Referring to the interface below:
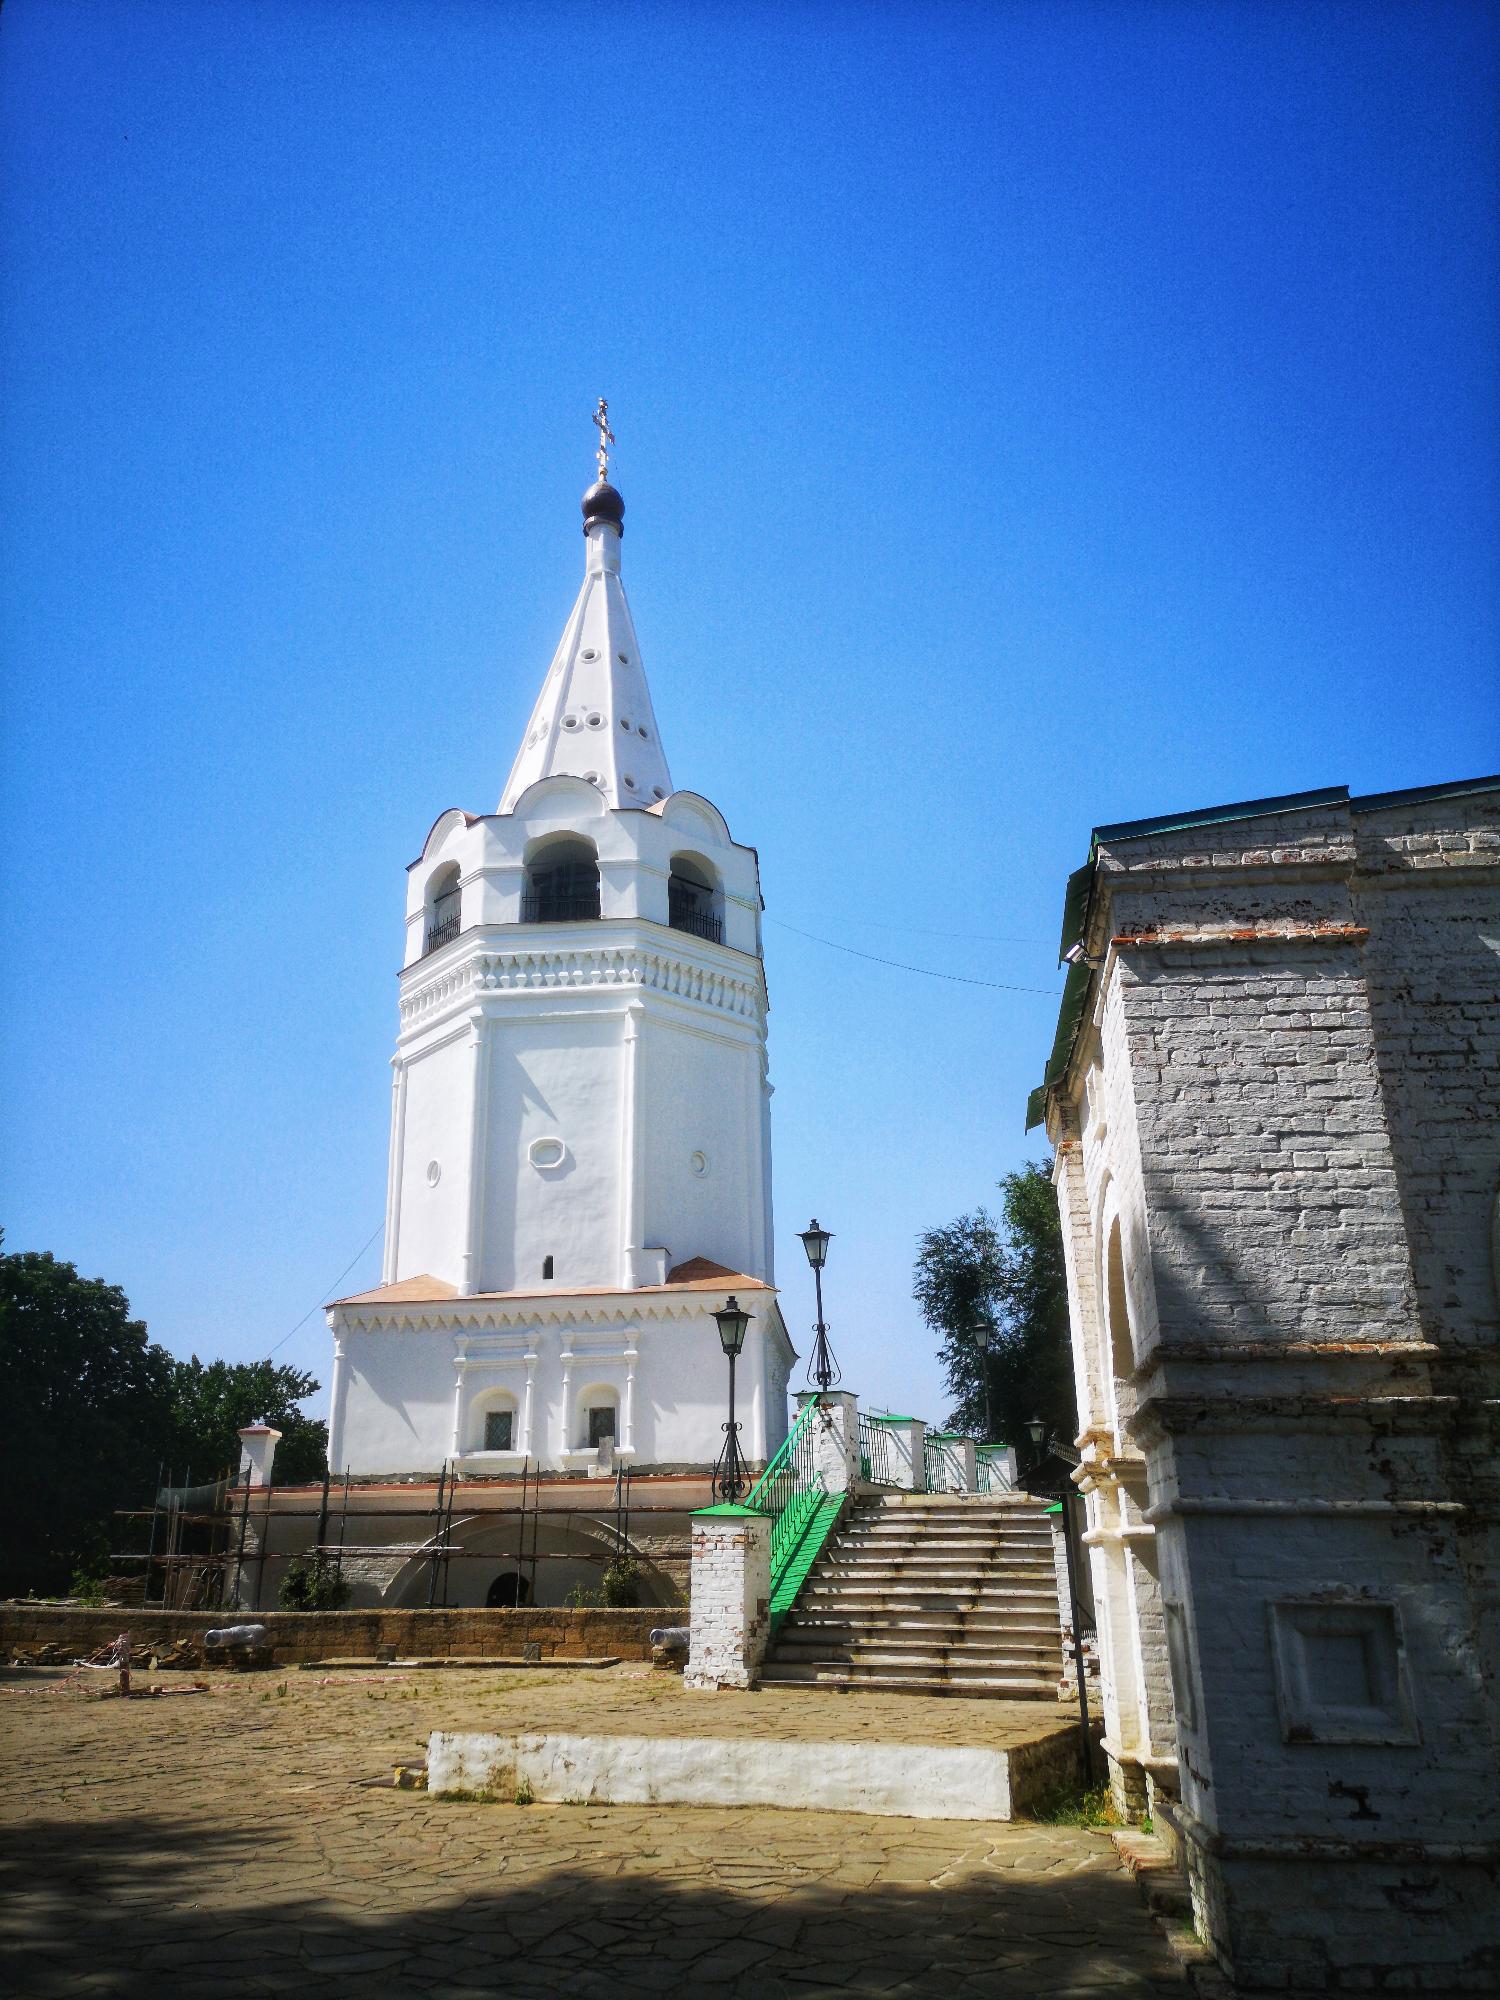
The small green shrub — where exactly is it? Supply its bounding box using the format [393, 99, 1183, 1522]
[277, 1553, 351, 1611]
[564, 1581, 603, 1608]
[68, 1568, 107, 1607]
[600, 1558, 642, 1607]
[514, 1775, 534, 1806]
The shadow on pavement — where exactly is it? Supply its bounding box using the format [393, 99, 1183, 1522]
[0, 1806, 1188, 2000]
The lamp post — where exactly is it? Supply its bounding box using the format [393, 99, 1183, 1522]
[967, 1318, 995, 1441]
[798, 1218, 840, 1394]
[711, 1295, 752, 1503]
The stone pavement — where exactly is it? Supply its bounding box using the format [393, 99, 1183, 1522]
[0, 1665, 1189, 1999]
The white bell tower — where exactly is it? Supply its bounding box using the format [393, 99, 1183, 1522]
[325, 419, 791, 1481]
[384, 466, 773, 1299]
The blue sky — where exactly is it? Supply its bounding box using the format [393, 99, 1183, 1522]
[3, 0, 1497, 1434]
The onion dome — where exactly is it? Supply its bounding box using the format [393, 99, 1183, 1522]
[581, 479, 625, 532]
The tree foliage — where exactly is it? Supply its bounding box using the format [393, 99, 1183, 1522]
[277, 1552, 350, 1611]
[166, 1356, 327, 1487]
[0, 1243, 326, 1597]
[913, 1163, 1075, 1461]
[0, 1248, 176, 1597]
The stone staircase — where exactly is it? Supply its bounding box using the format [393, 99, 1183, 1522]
[759, 1491, 1063, 1698]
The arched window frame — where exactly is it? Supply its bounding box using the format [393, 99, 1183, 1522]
[470, 1387, 522, 1457]
[1095, 1180, 1139, 1445]
[574, 1381, 620, 1454]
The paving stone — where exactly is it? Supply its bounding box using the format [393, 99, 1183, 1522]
[0, 1667, 1188, 1997]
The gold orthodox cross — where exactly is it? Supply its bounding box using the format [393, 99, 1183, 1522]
[592, 398, 615, 481]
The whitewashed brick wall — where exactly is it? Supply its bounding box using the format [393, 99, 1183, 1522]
[1043, 783, 1500, 1991]
[683, 1508, 771, 1690]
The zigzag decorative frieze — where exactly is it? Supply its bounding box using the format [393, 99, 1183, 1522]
[330, 1292, 771, 1337]
[399, 942, 762, 1028]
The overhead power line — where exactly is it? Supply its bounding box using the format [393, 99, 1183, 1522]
[765, 916, 1060, 995]
[265, 1219, 385, 1360]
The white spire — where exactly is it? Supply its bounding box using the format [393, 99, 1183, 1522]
[499, 473, 673, 815]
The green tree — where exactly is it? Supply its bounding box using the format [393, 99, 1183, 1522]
[0, 1247, 176, 1596]
[913, 1163, 1075, 1462]
[166, 1356, 327, 1486]
[0, 1242, 330, 1597]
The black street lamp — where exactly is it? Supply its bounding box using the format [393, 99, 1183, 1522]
[798, 1218, 841, 1394]
[967, 1318, 995, 1441]
[711, 1295, 752, 1503]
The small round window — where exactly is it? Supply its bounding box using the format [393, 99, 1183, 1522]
[690, 1151, 709, 1178]
[426, 1160, 442, 1187]
[586, 713, 604, 728]
[617, 651, 629, 663]
[581, 648, 598, 662]
[624, 774, 636, 789]
[528, 1137, 566, 1171]
[562, 714, 581, 731]
[637, 725, 649, 739]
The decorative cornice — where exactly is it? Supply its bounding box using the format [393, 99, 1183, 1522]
[399, 937, 764, 1031]
[329, 1290, 784, 1339]
[1112, 921, 1369, 950]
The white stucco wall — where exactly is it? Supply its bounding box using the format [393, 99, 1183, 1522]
[329, 1294, 792, 1479]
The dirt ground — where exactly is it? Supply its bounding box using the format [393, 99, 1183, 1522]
[0, 1663, 1188, 1999]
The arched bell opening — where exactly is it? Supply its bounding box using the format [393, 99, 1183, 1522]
[423, 863, 462, 955]
[667, 852, 723, 944]
[522, 835, 601, 923]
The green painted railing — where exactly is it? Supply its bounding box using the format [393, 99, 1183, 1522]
[745, 1400, 840, 1626]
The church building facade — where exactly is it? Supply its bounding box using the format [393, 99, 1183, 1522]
[323, 445, 794, 1489]
[1030, 775, 1500, 1992]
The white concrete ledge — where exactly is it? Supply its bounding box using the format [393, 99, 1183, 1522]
[428, 1728, 1053, 1820]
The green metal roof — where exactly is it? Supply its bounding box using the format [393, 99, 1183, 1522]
[1091, 783, 1348, 848]
[1025, 958, 1092, 1130]
[1349, 773, 1500, 814]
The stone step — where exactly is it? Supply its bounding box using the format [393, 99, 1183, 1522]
[801, 1581, 1060, 1605]
[820, 1554, 1055, 1576]
[782, 1611, 1062, 1639]
[771, 1639, 1061, 1670]
[811, 1559, 1056, 1578]
[757, 1662, 1059, 1699]
[831, 1534, 1053, 1556]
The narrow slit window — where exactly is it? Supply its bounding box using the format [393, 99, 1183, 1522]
[542, 1254, 554, 1281]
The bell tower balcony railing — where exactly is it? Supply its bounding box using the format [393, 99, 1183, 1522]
[668, 906, 723, 945]
[422, 914, 461, 956]
[521, 891, 601, 923]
